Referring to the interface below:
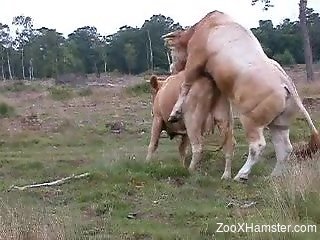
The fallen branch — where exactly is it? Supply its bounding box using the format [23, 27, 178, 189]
[8, 172, 90, 191]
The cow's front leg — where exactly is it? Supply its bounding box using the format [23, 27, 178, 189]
[185, 121, 203, 172]
[146, 117, 163, 161]
[168, 50, 206, 123]
[179, 135, 190, 168]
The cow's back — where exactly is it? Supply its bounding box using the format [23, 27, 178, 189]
[156, 75, 184, 122]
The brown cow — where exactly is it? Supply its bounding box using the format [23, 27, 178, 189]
[162, 11, 320, 182]
[146, 71, 235, 179]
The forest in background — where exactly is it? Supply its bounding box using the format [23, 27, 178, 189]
[0, 8, 319, 80]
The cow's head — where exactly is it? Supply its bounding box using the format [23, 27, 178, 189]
[147, 75, 167, 116]
[162, 28, 194, 73]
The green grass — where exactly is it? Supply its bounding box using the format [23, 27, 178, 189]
[126, 81, 150, 96]
[0, 81, 319, 239]
[48, 85, 74, 100]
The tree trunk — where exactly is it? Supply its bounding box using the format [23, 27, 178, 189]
[299, 0, 314, 82]
[21, 48, 25, 80]
[54, 58, 58, 78]
[145, 42, 150, 70]
[104, 60, 107, 73]
[1, 56, 5, 81]
[166, 51, 172, 72]
[6, 49, 13, 80]
[147, 30, 154, 71]
[29, 58, 34, 80]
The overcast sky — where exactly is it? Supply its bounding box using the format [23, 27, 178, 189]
[1, 0, 320, 36]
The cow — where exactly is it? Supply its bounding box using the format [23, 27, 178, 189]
[146, 71, 235, 179]
[162, 10, 320, 182]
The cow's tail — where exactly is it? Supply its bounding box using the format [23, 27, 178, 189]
[284, 75, 320, 155]
[290, 84, 320, 155]
[271, 59, 320, 156]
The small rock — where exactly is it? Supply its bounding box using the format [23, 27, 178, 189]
[106, 121, 125, 134]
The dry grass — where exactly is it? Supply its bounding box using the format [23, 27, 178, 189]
[0, 199, 70, 240]
[296, 81, 320, 97]
[241, 154, 320, 240]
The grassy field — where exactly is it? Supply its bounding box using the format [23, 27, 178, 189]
[0, 69, 320, 239]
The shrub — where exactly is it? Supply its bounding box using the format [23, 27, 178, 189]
[126, 82, 150, 95]
[49, 86, 73, 100]
[274, 49, 296, 65]
[0, 81, 33, 93]
[0, 102, 15, 118]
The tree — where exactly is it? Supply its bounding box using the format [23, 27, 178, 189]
[141, 15, 183, 71]
[0, 12, 319, 79]
[27, 27, 65, 78]
[252, 0, 315, 81]
[299, 0, 314, 81]
[68, 26, 101, 74]
[96, 36, 109, 73]
[124, 43, 137, 74]
[251, 0, 274, 10]
[307, 9, 320, 62]
[12, 15, 34, 79]
[0, 47, 5, 80]
[0, 23, 13, 80]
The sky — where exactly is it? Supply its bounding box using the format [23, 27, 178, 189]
[1, 0, 320, 36]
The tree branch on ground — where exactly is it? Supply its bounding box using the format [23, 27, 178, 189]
[7, 172, 90, 191]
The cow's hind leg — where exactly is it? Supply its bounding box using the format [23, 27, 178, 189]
[234, 122, 266, 182]
[179, 135, 190, 168]
[185, 123, 203, 172]
[269, 126, 293, 177]
[146, 117, 163, 161]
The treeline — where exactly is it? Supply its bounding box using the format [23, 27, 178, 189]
[0, 9, 319, 80]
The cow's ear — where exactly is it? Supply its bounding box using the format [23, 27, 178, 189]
[149, 75, 158, 90]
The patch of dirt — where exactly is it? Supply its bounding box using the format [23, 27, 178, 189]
[284, 64, 320, 83]
[105, 121, 126, 134]
[302, 97, 320, 112]
[88, 73, 145, 88]
[166, 177, 185, 187]
[6, 91, 47, 103]
[20, 114, 42, 130]
[57, 158, 91, 167]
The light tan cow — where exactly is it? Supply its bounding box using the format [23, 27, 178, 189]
[146, 71, 235, 179]
[162, 10, 320, 181]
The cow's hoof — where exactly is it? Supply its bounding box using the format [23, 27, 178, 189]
[168, 112, 182, 123]
[270, 170, 284, 178]
[145, 155, 152, 162]
[188, 166, 196, 173]
[221, 172, 231, 180]
[234, 174, 248, 183]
